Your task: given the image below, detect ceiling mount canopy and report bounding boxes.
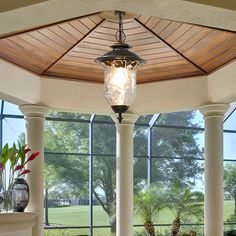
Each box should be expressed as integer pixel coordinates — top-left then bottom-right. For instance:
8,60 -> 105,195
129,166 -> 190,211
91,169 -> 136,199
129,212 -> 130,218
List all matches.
95,11 -> 146,123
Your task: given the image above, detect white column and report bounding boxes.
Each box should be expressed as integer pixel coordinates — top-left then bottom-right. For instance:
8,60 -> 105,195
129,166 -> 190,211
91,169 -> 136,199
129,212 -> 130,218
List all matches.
19,104 -> 49,236
111,113 -> 139,236
199,103 -> 229,236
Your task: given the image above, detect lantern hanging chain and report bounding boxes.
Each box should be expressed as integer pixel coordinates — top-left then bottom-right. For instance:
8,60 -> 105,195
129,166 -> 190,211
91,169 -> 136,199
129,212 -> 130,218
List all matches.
115,11 -> 126,43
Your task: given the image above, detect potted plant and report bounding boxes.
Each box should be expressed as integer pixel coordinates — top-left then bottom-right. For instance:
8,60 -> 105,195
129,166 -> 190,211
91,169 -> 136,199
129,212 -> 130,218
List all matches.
0,142 -> 39,212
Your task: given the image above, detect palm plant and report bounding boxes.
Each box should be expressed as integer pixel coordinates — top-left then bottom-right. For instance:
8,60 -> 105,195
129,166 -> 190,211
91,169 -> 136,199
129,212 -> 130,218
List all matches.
134,185 -> 165,236
164,181 -> 204,236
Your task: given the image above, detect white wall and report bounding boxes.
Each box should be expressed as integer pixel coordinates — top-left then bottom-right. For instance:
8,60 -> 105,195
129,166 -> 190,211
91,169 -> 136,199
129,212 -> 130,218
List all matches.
0,59 -> 236,114
1,0 -> 236,36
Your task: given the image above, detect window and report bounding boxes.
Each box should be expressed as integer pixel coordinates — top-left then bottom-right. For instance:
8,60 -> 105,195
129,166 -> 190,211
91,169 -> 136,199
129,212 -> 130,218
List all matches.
1,100 -> 236,236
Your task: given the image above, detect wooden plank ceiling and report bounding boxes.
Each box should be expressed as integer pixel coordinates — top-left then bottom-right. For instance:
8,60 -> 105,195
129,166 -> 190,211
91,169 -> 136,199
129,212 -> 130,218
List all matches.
0,12 -> 236,84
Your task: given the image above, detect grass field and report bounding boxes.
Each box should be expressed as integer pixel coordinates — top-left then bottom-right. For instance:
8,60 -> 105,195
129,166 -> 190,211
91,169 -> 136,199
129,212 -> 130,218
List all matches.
44,201 -> 235,236
47,205 -> 174,226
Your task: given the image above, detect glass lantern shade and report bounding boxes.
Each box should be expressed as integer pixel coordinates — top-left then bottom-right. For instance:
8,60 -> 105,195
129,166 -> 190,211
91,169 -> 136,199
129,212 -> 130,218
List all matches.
104,62 -> 136,107
96,43 -> 145,109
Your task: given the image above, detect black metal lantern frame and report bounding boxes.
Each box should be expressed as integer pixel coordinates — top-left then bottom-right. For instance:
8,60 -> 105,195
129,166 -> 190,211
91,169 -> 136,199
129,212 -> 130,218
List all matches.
95,11 -> 146,123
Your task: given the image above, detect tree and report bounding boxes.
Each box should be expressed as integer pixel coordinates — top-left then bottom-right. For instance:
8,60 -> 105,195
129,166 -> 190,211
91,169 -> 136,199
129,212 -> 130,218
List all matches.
44,113 -> 89,197
152,112 -> 204,186
224,164 -> 236,215
44,165 -> 60,225
134,185 -> 165,236
43,111 -> 203,232
44,113 -> 117,232
164,180 -> 204,236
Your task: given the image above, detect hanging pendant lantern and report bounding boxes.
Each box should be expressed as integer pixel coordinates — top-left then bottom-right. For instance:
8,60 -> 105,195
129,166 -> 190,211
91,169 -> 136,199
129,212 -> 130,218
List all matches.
95,11 -> 146,123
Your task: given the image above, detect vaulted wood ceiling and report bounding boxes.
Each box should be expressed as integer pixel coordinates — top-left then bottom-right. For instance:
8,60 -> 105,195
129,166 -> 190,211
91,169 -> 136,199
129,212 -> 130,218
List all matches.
0,11 -> 236,84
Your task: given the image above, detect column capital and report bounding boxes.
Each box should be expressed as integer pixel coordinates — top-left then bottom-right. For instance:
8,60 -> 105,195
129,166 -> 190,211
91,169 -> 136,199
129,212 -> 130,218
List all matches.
19,104 -> 49,118
199,103 -> 229,118
111,113 -> 139,125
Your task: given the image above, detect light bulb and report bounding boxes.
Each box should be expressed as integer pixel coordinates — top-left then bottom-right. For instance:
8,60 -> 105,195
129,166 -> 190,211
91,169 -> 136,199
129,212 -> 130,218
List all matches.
108,67 -> 128,104
104,64 -> 136,106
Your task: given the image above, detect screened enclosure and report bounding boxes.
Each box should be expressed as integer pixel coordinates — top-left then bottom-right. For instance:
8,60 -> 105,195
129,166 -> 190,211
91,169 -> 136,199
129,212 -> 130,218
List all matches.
0,100 -> 236,236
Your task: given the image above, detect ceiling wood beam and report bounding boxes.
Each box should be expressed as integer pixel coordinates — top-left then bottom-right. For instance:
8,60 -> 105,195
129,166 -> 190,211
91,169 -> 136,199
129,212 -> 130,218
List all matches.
41,18 -> 105,75
135,17 -> 208,75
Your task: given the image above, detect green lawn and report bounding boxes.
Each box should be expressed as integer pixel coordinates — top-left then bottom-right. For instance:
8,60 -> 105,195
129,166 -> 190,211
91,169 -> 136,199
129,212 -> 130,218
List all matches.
47,201 -> 235,226
44,201 -> 235,236
224,201 -> 235,220
47,205 -> 174,226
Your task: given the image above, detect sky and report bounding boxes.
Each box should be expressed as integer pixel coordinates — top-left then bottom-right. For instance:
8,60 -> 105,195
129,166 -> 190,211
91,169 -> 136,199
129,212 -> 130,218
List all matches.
2,101 -> 25,146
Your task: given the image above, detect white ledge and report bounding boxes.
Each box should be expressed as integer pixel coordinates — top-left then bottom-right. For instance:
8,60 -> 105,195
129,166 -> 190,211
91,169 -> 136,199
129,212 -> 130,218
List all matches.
0,212 -> 37,236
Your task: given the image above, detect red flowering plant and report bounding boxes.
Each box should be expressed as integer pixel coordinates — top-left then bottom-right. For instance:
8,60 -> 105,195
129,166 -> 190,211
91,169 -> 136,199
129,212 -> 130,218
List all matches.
0,142 -> 40,211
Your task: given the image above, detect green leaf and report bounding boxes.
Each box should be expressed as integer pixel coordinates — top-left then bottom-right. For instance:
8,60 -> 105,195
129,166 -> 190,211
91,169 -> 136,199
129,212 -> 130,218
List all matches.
17,142 -> 27,165
1,144 -> 9,165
